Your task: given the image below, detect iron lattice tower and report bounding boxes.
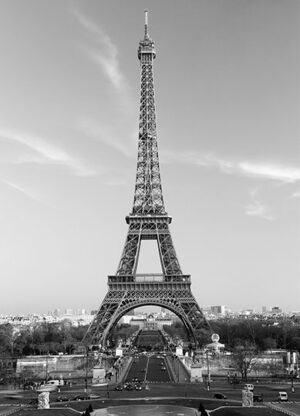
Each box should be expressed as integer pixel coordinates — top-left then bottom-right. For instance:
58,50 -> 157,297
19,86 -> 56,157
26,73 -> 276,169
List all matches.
84,12 -> 210,348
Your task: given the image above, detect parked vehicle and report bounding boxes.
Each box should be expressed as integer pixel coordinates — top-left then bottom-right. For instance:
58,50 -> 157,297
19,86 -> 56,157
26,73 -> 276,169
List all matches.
244,384 -> 254,392
47,379 -> 64,386
278,391 -> 288,402
56,396 -> 69,402
253,394 -> 263,402
71,393 -> 90,401
214,393 -> 227,399
115,384 -> 123,391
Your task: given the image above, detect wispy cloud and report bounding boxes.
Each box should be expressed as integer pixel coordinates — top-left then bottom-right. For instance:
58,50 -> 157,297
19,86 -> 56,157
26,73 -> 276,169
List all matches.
161,149 -> 300,184
79,119 -> 136,158
1,179 -> 48,206
238,162 -> 300,183
0,128 -> 98,176
71,7 -> 128,93
245,189 -> 276,221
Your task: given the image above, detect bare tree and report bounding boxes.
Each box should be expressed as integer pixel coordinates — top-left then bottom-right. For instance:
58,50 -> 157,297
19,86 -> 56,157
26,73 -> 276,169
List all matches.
232,342 -> 257,381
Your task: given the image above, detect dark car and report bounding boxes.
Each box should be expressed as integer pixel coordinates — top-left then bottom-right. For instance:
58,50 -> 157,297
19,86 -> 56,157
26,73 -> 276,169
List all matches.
253,394 -> 263,402
115,384 -> 123,391
72,394 -> 89,401
56,396 -> 69,402
135,383 -> 142,390
125,383 -> 134,391
214,393 -> 227,399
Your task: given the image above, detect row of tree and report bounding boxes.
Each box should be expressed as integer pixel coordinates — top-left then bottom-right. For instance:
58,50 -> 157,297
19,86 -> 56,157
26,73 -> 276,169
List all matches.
0,316 -> 299,358
163,316 -> 300,351
0,321 -> 87,356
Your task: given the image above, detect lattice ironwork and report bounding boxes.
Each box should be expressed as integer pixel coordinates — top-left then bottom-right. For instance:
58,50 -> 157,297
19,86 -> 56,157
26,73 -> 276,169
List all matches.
83,12 -> 211,348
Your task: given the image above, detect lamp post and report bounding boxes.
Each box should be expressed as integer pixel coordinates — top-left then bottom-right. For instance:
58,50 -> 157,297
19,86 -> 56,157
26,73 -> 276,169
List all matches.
84,347 -> 89,393
45,354 -> 49,383
287,351 -> 296,393
206,350 -> 210,391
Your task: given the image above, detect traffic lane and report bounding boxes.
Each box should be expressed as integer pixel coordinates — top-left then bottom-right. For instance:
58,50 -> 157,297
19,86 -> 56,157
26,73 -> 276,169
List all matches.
203,380 -> 300,402
125,354 -> 148,383
147,356 -> 171,382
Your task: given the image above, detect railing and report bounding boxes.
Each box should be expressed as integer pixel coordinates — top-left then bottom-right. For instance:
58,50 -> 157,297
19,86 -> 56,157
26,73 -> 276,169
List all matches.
108,274 -> 191,284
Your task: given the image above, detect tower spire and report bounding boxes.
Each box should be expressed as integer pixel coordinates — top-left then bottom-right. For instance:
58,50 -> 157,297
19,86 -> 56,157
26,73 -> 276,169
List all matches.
134,10 -> 162,215
144,9 -> 148,38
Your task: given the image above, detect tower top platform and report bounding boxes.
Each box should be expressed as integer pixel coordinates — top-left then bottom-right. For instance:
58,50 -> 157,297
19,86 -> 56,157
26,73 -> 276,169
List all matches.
138,10 -> 156,59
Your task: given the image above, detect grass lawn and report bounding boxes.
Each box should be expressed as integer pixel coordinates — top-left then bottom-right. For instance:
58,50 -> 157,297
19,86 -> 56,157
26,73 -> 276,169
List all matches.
13,409 -> 79,416
210,406 -> 284,416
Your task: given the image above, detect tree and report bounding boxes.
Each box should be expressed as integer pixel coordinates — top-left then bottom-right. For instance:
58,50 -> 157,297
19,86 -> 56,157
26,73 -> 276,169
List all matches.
0,324 -> 18,356
262,337 -> 277,350
232,342 -> 257,380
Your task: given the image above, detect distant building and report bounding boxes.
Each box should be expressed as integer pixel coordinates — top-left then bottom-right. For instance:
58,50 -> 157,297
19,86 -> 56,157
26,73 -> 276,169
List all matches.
211,305 -> 227,315
64,309 -> 73,316
76,308 -> 86,316
271,306 -> 282,314
240,309 -> 254,316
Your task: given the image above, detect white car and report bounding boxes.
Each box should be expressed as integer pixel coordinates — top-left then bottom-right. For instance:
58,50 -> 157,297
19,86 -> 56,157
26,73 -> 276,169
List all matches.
278,391 -> 288,402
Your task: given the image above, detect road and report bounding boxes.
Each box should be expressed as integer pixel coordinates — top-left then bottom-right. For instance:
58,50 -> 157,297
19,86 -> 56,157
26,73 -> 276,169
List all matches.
0,329 -> 299,414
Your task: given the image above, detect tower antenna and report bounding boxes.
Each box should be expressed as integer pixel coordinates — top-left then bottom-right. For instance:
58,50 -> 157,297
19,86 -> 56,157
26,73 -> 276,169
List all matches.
144,9 -> 148,38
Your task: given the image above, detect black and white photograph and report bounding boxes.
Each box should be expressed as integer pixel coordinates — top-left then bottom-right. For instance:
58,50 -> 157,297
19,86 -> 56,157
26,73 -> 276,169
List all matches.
0,1 -> 299,415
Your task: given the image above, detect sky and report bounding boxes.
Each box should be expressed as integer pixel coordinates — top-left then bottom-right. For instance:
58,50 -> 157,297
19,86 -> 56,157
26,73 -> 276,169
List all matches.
0,0 -> 299,315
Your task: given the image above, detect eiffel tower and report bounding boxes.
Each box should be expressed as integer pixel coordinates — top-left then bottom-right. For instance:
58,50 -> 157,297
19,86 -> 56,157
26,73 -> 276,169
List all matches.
84,11 -> 210,348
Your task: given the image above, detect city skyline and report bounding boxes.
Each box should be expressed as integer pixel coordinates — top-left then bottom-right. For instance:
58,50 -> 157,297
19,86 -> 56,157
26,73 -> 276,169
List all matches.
0,1 -> 299,314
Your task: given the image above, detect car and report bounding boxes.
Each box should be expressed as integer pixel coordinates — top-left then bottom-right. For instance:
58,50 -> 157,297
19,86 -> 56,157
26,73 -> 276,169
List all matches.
278,391 -> 288,402
214,393 -> 227,400
24,381 -> 37,390
72,394 -> 89,401
56,396 -> 69,402
244,384 -> 254,392
125,383 -> 134,391
253,394 -> 263,402
135,383 -> 142,390
115,384 -> 123,391
132,377 -> 140,382
160,366 -> 166,371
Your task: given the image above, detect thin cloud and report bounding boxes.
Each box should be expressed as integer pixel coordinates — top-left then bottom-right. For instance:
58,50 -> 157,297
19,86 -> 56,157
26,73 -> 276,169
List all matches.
71,7 -> 127,93
238,162 -> 300,183
0,128 -> 98,177
79,119 -> 136,158
2,179 -> 48,206
161,149 -> 300,184
245,189 -> 276,221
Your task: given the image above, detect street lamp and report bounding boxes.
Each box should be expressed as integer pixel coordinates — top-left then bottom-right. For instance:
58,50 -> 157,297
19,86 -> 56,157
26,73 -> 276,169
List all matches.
206,350 -> 210,391
84,347 -> 89,393
287,351 -> 296,393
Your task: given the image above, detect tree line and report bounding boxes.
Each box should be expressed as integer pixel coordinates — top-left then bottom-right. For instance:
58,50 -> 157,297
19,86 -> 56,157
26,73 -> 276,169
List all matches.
0,316 -> 299,358
163,316 -> 300,352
